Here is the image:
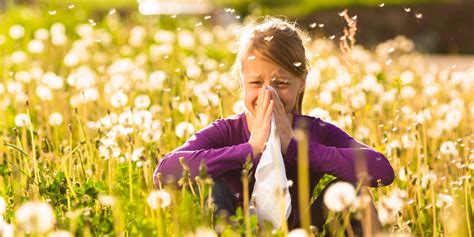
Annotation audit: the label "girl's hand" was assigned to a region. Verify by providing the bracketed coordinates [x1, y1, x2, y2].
[248, 87, 274, 157]
[268, 87, 295, 155]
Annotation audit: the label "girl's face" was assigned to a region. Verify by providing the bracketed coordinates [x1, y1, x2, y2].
[241, 49, 306, 116]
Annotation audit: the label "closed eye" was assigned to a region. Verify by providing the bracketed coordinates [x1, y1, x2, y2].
[250, 81, 262, 85]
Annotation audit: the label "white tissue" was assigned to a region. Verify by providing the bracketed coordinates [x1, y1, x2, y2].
[251, 86, 291, 228]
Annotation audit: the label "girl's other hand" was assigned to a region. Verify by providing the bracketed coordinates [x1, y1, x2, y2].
[248, 87, 274, 157]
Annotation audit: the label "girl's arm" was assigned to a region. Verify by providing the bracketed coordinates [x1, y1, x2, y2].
[285, 119, 394, 187]
[153, 120, 254, 186]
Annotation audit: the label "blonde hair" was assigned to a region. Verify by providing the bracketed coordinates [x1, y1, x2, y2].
[231, 16, 310, 114]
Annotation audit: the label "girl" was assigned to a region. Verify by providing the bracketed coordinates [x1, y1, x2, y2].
[153, 17, 394, 232]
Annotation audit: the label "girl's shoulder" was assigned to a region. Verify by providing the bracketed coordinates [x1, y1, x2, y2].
[205, 112, 247, 135]
[294, 112, 346, 139]
[293, 112, 326, 128]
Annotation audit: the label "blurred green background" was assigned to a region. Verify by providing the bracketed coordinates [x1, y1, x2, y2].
[1, 0, 473, 54]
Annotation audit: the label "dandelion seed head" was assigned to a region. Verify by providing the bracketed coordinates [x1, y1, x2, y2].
[110, 91, 128, 108]
[147, 190, 171, 209]
[98, 194, 116, 206]
[14, 113, 30, 127]
[11, 50, 27, 64]
[48, 230, 73, 237]
[178, 101, 193, 114]
[440, 141, 459, 156]
[108, 8, 116, 15]
[28, 39, 45, 54]
[288, 228, 308, 237]
[9, 24, 25, 39]
[0, 196, 6, 215]
[134, 95, 151, 109]
[175, 122, 195, 138]
[48, 112, 64, 126]
[15, 201, 56, 234]
[323, 181, 356, 212]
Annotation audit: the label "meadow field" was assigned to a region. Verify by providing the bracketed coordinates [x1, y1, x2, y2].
[0, 6, 472, 236]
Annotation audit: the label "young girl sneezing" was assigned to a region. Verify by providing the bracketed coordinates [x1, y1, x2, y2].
[154, 16, 394, 232]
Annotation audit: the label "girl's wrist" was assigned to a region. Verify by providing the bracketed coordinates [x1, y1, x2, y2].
[248, 142, 262, 157]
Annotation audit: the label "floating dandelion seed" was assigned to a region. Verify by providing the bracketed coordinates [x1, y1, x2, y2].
[329, 35, 336, 40]
[48, 10, 57, 15]
[318, 23, 325, 28]
[108, 8, 116, 15]
[68, 4, 75, 9]
[293, 62, 302, 67]
[404, 7, 411, 12]
[385, 59, 392, 65]
[247, 55, 256, 61]
[338, 9, 347, 16]
[195, 22, 203, 27]
[309, 23, 317, 28]
[171, 14, 177, 19]
[264, 35, 273, 42]
[379, 3, 385, 7]
[415, 13, 423, 19]
[340, 35, 347, 40]
[235, 15, 241, 19]
[204, 15, 212, 20]
[352, 15, 358, 20]
[88, 19, 96, 26]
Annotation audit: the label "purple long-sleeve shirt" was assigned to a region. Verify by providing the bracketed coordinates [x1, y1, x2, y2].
[154, 111, 394, 210]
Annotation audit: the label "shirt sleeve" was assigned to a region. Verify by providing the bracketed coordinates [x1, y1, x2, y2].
[153, 119, 254, 187]
[285, 118, 394, 187]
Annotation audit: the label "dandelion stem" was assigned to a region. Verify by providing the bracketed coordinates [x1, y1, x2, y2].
[242, 168, 251, 237]
[296, 128, 311, 232]
[129, 154, 133, 201]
